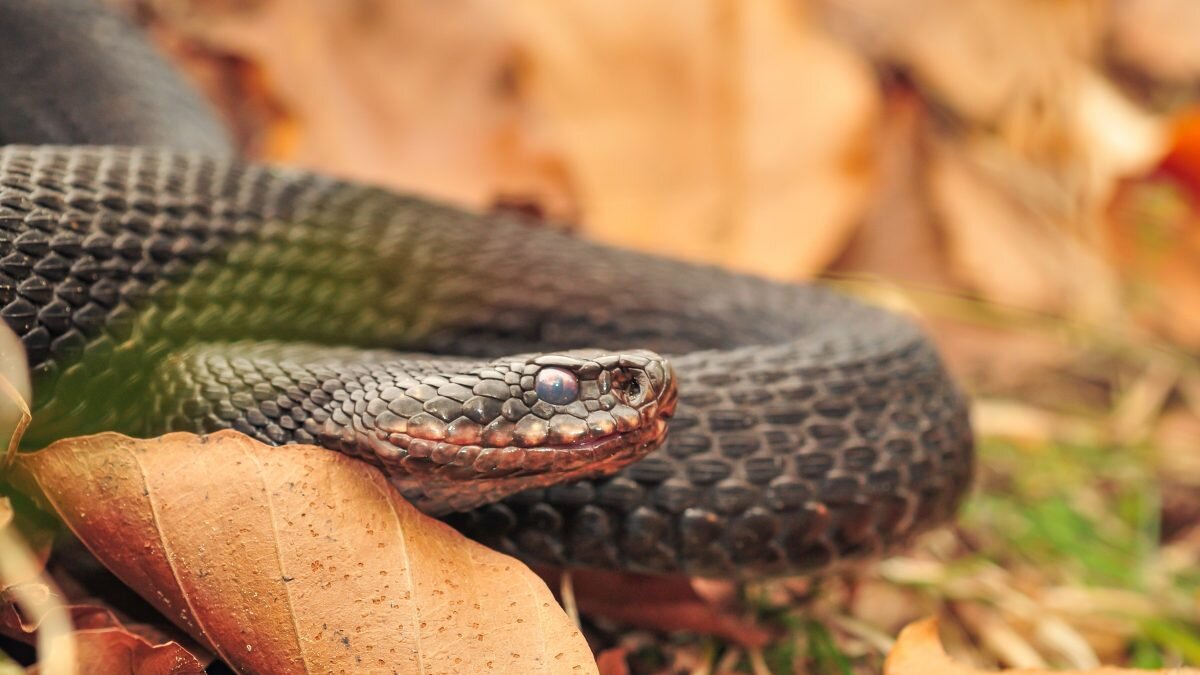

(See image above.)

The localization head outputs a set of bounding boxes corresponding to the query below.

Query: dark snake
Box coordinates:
[0,0,973,578]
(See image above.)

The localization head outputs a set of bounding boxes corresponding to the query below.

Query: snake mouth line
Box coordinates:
[369,416,671,515]
[384,416,672,514]
[361,414,671,482]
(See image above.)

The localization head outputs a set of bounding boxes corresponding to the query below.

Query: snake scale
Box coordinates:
[0,0,973,578]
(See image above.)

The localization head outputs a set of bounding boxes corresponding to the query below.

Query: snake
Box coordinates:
[0,0,973,578]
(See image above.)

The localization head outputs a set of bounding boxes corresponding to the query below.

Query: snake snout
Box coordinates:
[656,361,678,420]
[614,351,676,424]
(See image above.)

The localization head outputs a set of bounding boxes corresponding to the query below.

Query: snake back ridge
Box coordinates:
[0,0,973,578]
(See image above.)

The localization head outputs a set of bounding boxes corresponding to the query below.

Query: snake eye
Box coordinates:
[535,367,578,405]
[614,370,651,407]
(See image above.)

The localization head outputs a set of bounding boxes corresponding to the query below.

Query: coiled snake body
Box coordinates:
[0,0,973,578]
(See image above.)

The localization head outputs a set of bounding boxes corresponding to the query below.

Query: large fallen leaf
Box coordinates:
[144,0,877,279]
[509,0,877,278]
[885,618,1200,675]
[10,431,596,674]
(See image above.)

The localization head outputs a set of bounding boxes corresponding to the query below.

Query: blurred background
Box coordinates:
[114,0,1200,671]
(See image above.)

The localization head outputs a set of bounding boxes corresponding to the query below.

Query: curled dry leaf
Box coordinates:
[49,630,204,675]
[885,617,1200,675]
[9,431,596,674]
[2,593,208,675]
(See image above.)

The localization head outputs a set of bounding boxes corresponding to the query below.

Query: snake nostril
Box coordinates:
[615,370,650,407]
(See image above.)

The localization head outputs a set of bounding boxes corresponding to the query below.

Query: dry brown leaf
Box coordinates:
[1,591,208,675]
[830,91,1087,395]
[823,0,1102,127]
[886,618,1200,675]
[538,568,771,648]
[928,137,1121,319]
[40,630,203,675]
[922,72,1161,321]
[509,0,877,278]
[823,0,1165,320]
[144,0,574,216]
[10,431,596,674]
[147,0,877,278]
[14,536,218,672]
[63,605,206,671]
[831,91,956,288]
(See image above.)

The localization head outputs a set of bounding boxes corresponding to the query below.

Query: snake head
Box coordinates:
[370,349,676,514]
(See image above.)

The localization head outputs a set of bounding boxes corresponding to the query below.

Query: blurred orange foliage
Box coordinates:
[130,0,1200,352]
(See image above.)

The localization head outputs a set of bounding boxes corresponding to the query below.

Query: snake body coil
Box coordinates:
[0,0,973,578]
